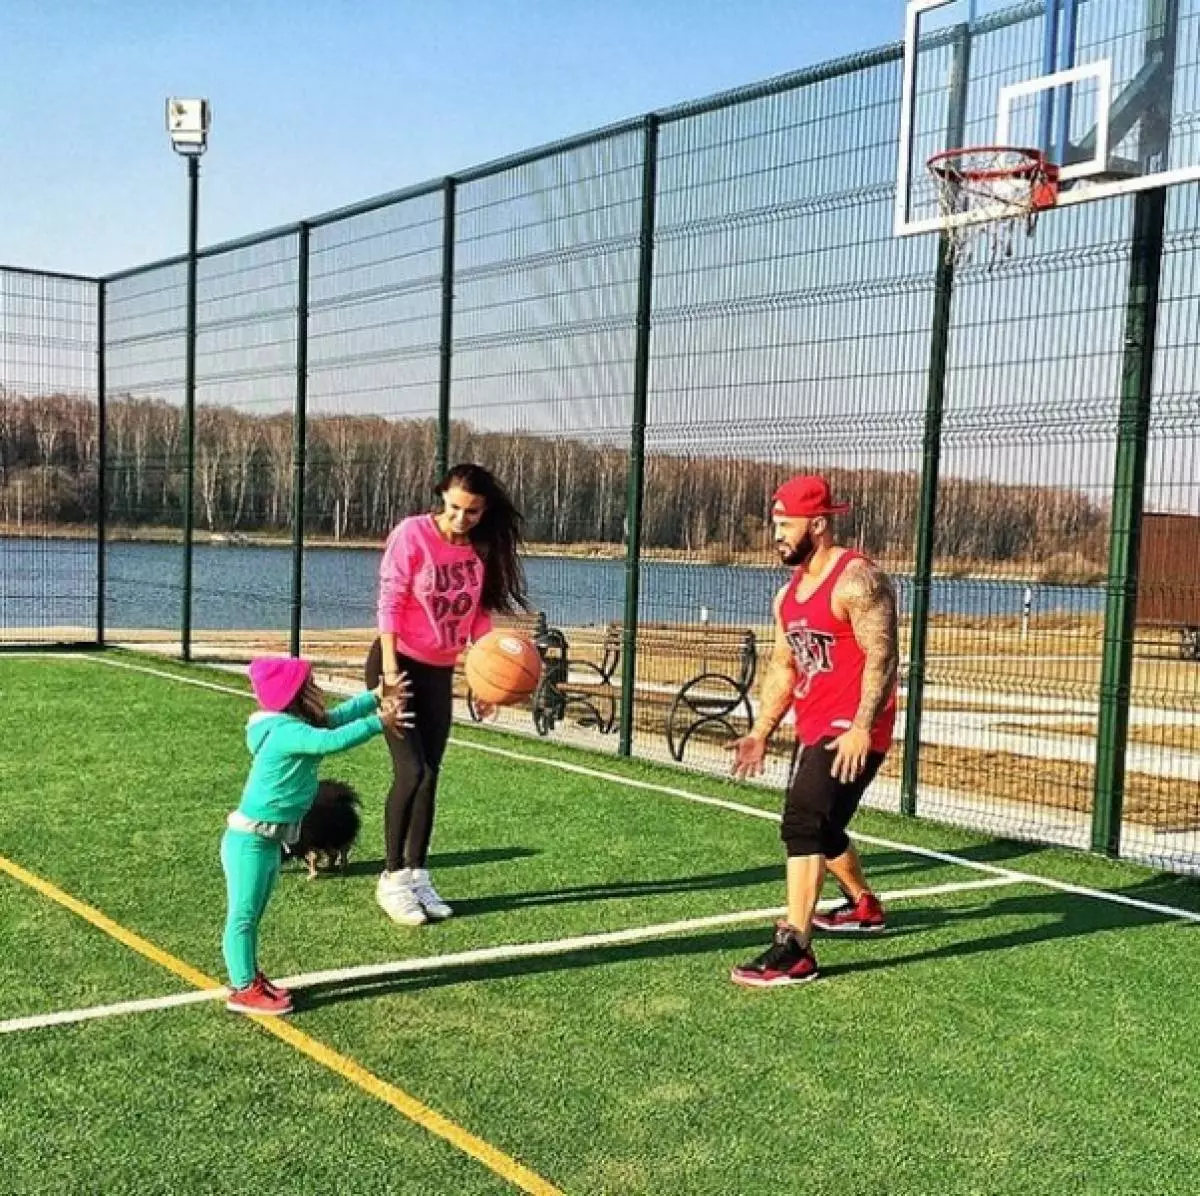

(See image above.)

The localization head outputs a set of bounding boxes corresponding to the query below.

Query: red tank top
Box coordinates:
[778,549,896,753]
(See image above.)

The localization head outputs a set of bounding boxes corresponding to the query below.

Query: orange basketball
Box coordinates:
[464,630,543,706]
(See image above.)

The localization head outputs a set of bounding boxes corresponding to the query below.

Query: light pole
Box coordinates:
[166,98,210,660]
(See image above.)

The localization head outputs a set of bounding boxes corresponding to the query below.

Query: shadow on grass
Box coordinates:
[441,848,960,916]
[446,865,786,916]
[322,846,543,879]
[278,846,926,904]
[297,870,1196,1010]
[826,876,1199,979]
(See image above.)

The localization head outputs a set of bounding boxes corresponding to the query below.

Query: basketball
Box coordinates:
[464,630,542,706]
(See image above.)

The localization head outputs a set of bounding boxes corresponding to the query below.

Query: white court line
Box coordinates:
[15,655,1200,926]
[0,876,1019,1036]
[0,987,224,1034]
[78,654,253,697]
[273,876,1019,991]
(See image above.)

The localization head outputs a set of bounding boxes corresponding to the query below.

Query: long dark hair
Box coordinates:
[284,679,328,728]
[436,463,529,614]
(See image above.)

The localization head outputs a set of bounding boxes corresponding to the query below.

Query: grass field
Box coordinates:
[2,651,1199,1195]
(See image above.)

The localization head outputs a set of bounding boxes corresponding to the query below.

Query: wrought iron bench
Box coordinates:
[461,617,757,760]
[461,613,619,735]
[528,621,620,736]
[532,621,759,760]
[663,626,758,761]
[460,611,546,722]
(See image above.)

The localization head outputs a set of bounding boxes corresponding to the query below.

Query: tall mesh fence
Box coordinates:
[447,132,645,745]
[303,191,445,677]
[915,198,1133,851]
[3,16,1199,874]
[103,263,188,648]
[1126,182,1200,872]
[189,234,300,662]
[0,268,99,644]
[640,61,933,785]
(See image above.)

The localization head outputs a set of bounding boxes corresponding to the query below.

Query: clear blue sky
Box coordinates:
[0,0,901,277]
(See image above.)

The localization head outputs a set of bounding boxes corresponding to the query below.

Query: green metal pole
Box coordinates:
[180,154,199,661]
[901,22,969,816]
[900,248,952,817]
[1091,189,1167,856]
[436,177,456,481]
[96,280,106,648]
[618,114,659,758]
[289,223,310,658]
[1091,0,1177,854]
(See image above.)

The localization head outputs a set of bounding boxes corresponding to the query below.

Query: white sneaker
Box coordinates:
[376,869,427,926]
[409,868,453,920]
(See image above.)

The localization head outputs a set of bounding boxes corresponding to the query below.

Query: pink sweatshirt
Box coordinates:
[377,514,493,667]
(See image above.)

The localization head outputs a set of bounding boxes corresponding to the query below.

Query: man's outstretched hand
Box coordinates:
[727,733,768,779]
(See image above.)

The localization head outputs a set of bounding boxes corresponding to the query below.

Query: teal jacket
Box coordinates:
[236,690,383,824]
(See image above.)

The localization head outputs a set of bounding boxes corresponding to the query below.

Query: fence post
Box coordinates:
[618,114,660,758]
[437,177,456,480]
[289,223,310,658]
[901,21,969,816]
[180,155,200,661]
[96,281,106,648]
[1092,187,1167,856]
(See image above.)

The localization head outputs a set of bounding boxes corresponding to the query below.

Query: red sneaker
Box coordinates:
[256,972,292,1002]
[812,892,886,934]
[730,922,820,988]
[226,975,293,1016]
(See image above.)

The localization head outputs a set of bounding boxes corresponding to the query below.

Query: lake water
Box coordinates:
[0,535,1106,635]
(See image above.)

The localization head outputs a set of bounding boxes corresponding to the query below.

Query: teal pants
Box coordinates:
[220,828,282,990]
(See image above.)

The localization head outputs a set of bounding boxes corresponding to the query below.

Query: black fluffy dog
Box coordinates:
[284,780,361,879]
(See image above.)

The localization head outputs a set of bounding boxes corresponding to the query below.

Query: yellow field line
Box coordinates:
[0,852,561,1196]
[0,854,216,990]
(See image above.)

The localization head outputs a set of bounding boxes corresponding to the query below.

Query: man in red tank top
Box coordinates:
[728,475,899,988]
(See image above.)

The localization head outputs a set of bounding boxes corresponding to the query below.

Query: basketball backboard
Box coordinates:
[896,0,1197,237]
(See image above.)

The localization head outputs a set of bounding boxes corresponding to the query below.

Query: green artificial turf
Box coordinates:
[1,653,1197,1195]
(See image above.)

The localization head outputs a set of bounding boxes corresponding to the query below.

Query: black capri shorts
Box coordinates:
[781,736,885,859]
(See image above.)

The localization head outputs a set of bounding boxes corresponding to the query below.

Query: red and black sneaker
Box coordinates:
[812,892,886,934]
[730,922,820,988]
[256,972,292,1002]
[226,975,293,1016]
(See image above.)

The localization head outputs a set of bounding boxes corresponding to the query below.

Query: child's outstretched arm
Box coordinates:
[326,689,383,729]
[329,676,412,729]
[269,710,385,757]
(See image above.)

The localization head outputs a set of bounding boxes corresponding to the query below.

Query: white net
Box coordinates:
[928,147,1059,264]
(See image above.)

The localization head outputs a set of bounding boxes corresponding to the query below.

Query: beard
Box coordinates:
[777,530,815,568]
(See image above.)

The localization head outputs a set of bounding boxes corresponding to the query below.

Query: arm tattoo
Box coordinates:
[836,559,900,732]
[751,594,797,739]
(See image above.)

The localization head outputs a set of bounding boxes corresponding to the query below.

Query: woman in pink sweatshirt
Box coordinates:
[366,462,529,925]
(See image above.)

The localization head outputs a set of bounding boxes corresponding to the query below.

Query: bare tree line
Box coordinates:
[0,390,1110,567]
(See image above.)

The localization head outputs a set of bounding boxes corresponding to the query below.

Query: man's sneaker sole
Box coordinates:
[730,968,820,989]
[811,920,885,935]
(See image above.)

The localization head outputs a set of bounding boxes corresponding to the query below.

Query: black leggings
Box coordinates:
[365,639,454,871]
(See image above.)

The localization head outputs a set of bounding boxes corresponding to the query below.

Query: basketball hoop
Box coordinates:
[927,146,1060,264]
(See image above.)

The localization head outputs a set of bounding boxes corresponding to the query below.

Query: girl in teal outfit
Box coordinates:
[222,656,408,1016]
